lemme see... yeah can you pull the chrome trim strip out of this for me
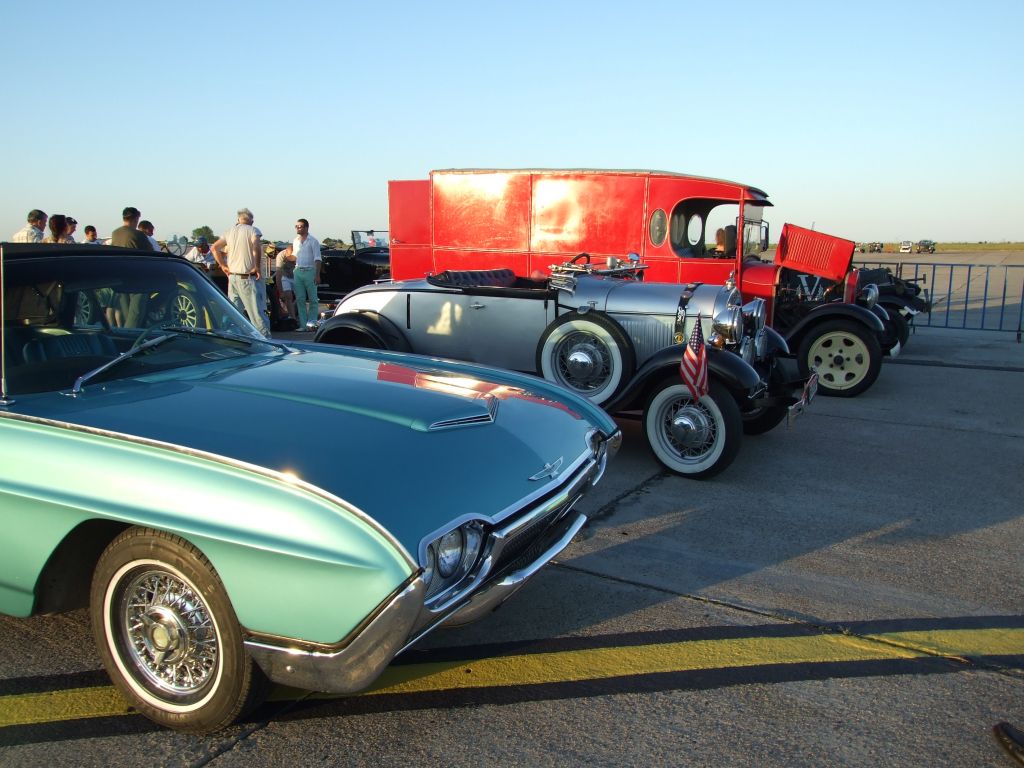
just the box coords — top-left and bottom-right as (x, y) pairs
(0, 410), (416, 570)
(244, 576), (426, 693)
(428, 394), (498, 429)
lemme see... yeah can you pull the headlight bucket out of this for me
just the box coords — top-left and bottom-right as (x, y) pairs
(422, 521), (486, 600)
(712, 305), (742, 343)
(858, 283), (879, 308)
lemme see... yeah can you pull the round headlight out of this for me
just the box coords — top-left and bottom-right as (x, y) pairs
(436, 529), (465, 578)
(422, 543), (436, 586)
(712, 305), (742, 342)
(858, 283), (879, 308)
(741, 299), (766, 333)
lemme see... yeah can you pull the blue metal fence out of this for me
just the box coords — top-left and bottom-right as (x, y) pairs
(856, 260), (1024, 342)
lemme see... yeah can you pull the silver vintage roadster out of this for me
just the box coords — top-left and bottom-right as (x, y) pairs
(315, 254), (814, 479)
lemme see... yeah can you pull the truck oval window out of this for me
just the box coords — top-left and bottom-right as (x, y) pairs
(686, 214), (703, 246)
(649, 209), (667, 246)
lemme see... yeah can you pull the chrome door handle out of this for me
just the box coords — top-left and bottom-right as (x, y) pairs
(470, 302), (486, 310)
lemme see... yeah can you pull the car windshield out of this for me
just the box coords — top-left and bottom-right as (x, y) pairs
(351, 230), (388, 249)
(2, 254), (276, 395)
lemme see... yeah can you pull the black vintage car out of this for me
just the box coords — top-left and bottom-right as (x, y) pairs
(318, 229), (391, 299)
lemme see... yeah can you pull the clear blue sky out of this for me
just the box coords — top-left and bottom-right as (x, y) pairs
(2, 0), (1021, 244)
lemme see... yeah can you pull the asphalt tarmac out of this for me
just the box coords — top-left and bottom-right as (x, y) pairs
(0, 326), (1021, 767)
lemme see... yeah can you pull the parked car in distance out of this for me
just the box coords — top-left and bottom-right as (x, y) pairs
(915, 240), (936, 254)
(899, 241), (914, 253)
(319, 229), (391, 299)
(316, 253), (815, 479)
(859, 242), (884, 253)
(0, 242), (620, 733)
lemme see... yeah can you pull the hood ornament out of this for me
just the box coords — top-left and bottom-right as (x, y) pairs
(529, 456), (564, 481)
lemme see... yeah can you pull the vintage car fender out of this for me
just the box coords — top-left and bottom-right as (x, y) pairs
(782, 301), (885, 346)
(315, 309), (412, 352)
(0, 412), (414, 646)
(763, 326), (790, 356)
(603, 345), (761, 414)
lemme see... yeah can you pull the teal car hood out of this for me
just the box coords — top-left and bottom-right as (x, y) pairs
(14, 345), (615, 552)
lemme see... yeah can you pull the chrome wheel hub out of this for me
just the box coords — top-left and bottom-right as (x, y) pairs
(120, 569), (218, 696)
(668, 403), (714, 450)
(557, 334), (610, 390)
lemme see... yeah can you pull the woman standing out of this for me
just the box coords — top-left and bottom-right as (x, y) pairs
(42, 214), (72, 243)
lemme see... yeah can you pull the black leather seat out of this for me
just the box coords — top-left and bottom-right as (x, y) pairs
(431, 269), (517, 288)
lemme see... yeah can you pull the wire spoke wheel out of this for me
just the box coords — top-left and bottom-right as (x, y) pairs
(553, 331), (613, 394)
(117, 567), (219, 698)
(91, 528), (267, 732)
(643, 378), (741, 478)
(537, 315), (635, 406)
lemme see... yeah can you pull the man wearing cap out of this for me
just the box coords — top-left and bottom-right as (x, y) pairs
(65, 216), (78, 243)
(184, 236), (215, 267)
(11, 210), (47, 242)
(110, 206), (154, 251)
(212, 208), (270, 338)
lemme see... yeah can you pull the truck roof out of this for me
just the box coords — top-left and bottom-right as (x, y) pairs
(430, 168), (771, 202)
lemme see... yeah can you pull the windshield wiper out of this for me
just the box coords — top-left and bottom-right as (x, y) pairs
(67, 325), (282, 395)
(69, 334), (176, 395)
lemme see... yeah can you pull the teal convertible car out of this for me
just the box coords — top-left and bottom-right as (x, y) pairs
(0, 244), (620, 732)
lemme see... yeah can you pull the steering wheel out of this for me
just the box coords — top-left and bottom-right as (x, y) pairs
(571, 253), (591, 264)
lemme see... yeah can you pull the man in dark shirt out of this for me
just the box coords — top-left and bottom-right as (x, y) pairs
(109, 206), (154, 251)
(108, 206), (153, 327)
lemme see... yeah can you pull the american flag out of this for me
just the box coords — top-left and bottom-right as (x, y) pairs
(680, 313), (708, 402)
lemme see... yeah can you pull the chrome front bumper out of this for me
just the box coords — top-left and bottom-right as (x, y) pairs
(244, 577), (426, 694)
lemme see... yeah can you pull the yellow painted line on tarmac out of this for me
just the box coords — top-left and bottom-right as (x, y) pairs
(0, 686), (132, 727)
(867, 628), (1024, 659)
(354, 632), (917, 697)
(1, 627), (1021, 728)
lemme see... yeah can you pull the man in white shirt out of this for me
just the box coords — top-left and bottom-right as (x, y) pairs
(184, 236), (215, 267)
(212, 208), (270, 338)
(292, 218), (321, 330)
(11, 209), (47, 242)
(82, 225), (102, 244)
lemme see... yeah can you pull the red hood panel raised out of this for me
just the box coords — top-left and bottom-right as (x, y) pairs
(774, 223), (854, 282)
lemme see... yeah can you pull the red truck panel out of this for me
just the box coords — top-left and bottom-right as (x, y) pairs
(389, 180), (432, 279)
(432, 171), (531, 251)
(774, 223), (854, 283)
(530, 173), (646, 256)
